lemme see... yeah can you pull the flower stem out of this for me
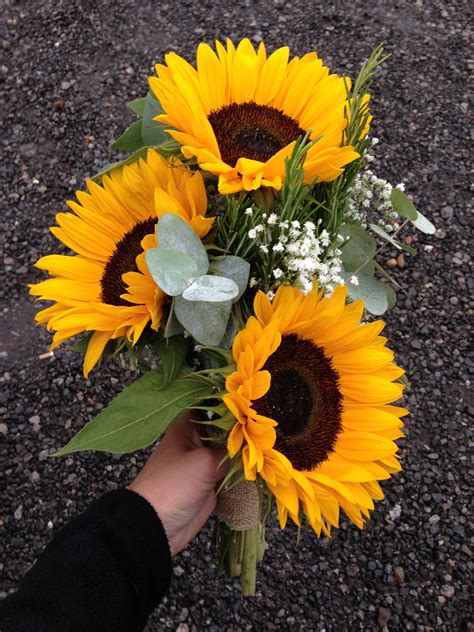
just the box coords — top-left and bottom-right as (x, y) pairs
(241, 528), (257, 596)
(227, 532), (241, 577)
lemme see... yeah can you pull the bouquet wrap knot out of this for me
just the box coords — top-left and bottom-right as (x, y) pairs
(216, 481), (259, 531)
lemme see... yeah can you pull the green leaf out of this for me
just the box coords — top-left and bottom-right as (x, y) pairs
(127, 97), (146, 117)
(142, 91), (170, 145)
(369, 223), (417, 255)
(145, 247), (198, 296)
(163, 300), (185, 338)
(182, 275), (239, 302)
(70, 333), (92, 354)
(411, 209), (436, 235)
(111, 119), (144, 152)
(54, 368), (210, 455)
(390, 188), (418, 221)
(386, 284), (397, 310)
(157, 214), (208, 276)
(347, 262), (392, 315)
(210, 255), (250, 301)
(91, 146), (150, 182)
(150, 336), (189, 389)
(340, 224), (377, 271)
(174, 296), (232, 346)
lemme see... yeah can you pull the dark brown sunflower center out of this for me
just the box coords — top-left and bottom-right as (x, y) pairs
(100, 217), (156, 306)
(208, 102), (305, 167)
(254, 334), (343, 471)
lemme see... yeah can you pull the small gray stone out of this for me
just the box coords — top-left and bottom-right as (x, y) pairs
(440, 584), (455, 598)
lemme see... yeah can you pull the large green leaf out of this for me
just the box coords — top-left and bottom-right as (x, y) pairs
(142, 91), (170, 145)
(340, 224), (377, 271)
(55, 368), (210, 455)
(127, 97), (147, 117)
(150, 336), (189, 389)
(111, 119), (144, 152)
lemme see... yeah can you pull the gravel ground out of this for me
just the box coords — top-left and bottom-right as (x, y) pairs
(1, 1), (472, 630)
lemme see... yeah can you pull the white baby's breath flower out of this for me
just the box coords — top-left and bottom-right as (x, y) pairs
(272, 243), (285, 253)
(350, 275), (359, 286)
(244, 207), (253, 215)
(248, 228), (257, 239)
(266, 290), (275, 301)
(249, 277), (258, 288)
(273, 268), (283, 279)
(267, 213), (278, 225)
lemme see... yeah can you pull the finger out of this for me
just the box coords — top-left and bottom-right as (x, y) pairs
(157, 414), (195, 452)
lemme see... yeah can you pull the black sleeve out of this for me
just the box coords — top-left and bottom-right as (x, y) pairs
(0, 489), (172, 632)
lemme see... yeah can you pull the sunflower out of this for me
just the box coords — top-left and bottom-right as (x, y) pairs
(30, 150), (212, 377)
(149, 38), (364, 194)
(223, 284), (407, 535)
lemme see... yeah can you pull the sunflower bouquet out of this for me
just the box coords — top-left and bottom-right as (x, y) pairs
(30, 40), (434, 595)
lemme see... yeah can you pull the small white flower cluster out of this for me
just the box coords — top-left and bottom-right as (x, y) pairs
(345, 139), (404, 233)
(246, 212), (347, 295)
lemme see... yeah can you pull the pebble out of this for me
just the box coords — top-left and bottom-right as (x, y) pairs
(178, 607), (189, 622)
(378, 606), (391, 628)
(440, 585), (455, 598)
(394, 566), (405, 585)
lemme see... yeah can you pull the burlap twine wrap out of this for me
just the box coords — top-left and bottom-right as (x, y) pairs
(216, 481), (259, 531)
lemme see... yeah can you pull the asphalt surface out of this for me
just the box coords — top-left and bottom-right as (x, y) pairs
(1, 1), (472, 630)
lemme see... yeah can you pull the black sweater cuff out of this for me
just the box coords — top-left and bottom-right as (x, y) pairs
(83, 489), (172, 623)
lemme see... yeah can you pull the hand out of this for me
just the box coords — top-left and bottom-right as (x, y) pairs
(129, 414), (227, 555)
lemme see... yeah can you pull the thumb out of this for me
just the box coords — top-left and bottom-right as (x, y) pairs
(187, 444), (230, 485)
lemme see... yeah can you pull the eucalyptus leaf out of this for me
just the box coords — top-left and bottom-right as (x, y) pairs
(210, 255), (250, 301)
(370, 224), (416, 255)
(111, 119), (144, 152)
(150, 335), (189, 389)
(145, 247), (198, 296)
(340, 224), (377, 271)
(157, 214), (208, 276)
(411, 210), (436, 235)
(142, 91), (170, 145)
(174, 296), (232, 346)
(182, 275), (239, 302)
(390, 188), (418, 221)
(386, 284), (397, 310)
(54, 368), (210, 455)
(127, 97), (147, 117)
(347, 263), (392, 315)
